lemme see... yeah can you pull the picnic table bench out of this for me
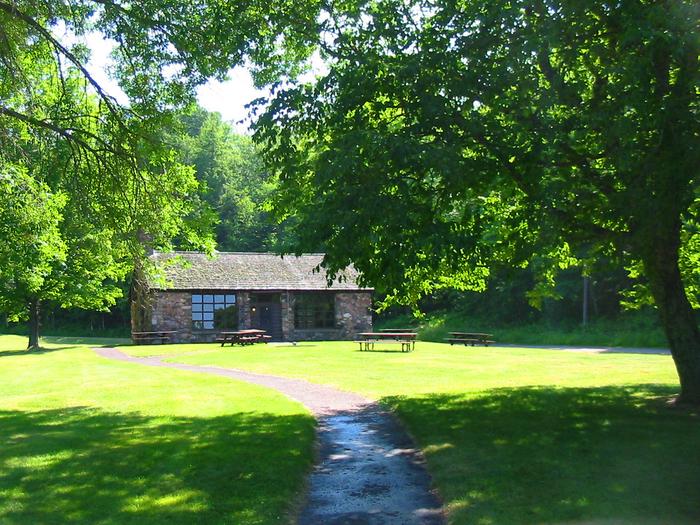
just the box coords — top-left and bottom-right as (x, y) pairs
(217, 329), (271, 346)
(131, 330), (178, 345)
(357, 332), (417, 352)
(446, 332), (494, 346)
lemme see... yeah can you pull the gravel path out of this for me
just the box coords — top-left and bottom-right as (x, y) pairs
(94, 348), (445, 525)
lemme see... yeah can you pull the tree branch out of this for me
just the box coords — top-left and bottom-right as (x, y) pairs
(0, 105), (96, 153)
(0, 1), (131, 126)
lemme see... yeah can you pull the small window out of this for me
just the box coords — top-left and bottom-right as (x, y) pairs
(294, 293), (335, 329)
(192, 292), (237, 330)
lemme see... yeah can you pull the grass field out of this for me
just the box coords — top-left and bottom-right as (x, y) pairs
(0, 335), (315, 525)
(122, 341), (700, 524)
(375, 310), (669, 348)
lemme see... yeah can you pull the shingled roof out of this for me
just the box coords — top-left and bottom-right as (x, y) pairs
(149, 252), (370, 291)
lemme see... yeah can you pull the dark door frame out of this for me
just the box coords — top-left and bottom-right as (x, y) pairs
(249, 292), (283, 340)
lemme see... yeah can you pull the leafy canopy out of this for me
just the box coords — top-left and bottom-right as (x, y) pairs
(254, 0), (699, 305)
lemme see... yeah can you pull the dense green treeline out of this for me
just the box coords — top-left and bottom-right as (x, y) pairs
(4, 104), (683, 345)
(171, 107), (288, 252)
(377, 263), (675, 347)
(0, 0), (318, 347)
(2, 106), (284, 337)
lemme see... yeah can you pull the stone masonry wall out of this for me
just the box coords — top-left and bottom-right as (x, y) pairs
(286, 291), (372, 341)
(336, 292), (373, 338)
(140, 289), (372, 343)
(280, 291), (292, 340)
(238, 292), (251, 330)
(150, 291), (192, 343)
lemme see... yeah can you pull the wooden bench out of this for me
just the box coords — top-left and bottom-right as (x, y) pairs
(217, 330), (271, 346)
(131, 331), (177, 345)
(446, 332), (494, 346)
(357, 332), (417, 352)
(357, 339), (415, 352)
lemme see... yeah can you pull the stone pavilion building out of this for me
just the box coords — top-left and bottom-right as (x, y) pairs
(131, 252), (373, 342)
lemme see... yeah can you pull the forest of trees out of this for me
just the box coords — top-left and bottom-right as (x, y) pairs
(19, 103), (659, 336)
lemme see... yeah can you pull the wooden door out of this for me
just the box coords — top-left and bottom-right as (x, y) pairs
(250, 293), (282, 340)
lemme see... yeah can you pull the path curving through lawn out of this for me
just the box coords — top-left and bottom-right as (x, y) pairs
(94, 348), (444, 525)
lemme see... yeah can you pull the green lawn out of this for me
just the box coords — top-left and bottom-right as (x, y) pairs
(0, 335), (315, 525)
(123, 341), (700, 524)
(375, 309), (669, 348)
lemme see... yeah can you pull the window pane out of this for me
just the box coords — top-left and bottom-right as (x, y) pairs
(215, 295), (225, 303)
(294, 293), (335, 329)
(203, 321), (214, 329)
(203, 312), (214, 321)
(203, 294), (213, 303)
(192, 294), (202, 303)
(225, 294), (236, 303)
(214, 303), (225, 310)
(214, 304), (238, 330)
(192, 303), (202, 312)
(193, 320), (203, 329)
(203, 303), (214, 312)
(192, 312), (203, 321)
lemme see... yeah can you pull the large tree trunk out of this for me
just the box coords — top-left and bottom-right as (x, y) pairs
(642, 234), (700, 405)
(27, 298), (41, 350)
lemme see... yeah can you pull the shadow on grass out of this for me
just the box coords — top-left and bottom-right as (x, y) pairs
(383, 385), (700, 525)
(0, 336), (132, 358)
(0, 407), (315, 524)
(0, 346), (70, 358)
(42, 336), (132, 346)
(354, 349), (411, 353)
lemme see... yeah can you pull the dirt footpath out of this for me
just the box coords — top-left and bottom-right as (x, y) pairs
(94, 347), (445, 525)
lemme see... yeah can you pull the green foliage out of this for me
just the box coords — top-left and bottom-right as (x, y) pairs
(253, 0), (700, 397)
(0, 4), (252, 339)
(679, 198), (700, 309)
(377, 308), (669, 349)
(0, 64), (214, 337)
(171, 106), (291, 251)
(0, 168), (66, 321)
(254, 0), (699, 305)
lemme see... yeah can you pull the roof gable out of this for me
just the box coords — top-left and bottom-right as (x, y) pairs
(149, 252), (370, 291)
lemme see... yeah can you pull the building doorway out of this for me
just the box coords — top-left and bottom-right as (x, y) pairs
(250, 293), (283, 340)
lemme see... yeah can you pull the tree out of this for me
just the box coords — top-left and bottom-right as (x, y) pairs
(254, 0), (700, 402)
(0, 63), (211, 348)
(0, 24), (217, 347)
(0, 0), (320, 146)
(0, 0), (322, 346)
(172, 108), (284, 251)
(0, 168), (66, 348)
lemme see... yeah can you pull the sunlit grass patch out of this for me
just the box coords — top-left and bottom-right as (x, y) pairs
(385, 387), (700, 524)
(148, 340), (698, 524)
(0, 336), (314, 524)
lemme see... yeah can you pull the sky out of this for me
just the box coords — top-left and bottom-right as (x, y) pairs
(84, 33), (269, 134)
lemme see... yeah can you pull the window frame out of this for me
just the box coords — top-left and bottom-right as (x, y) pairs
(294, 292), (336, 330)
(191, 292), (237, 331)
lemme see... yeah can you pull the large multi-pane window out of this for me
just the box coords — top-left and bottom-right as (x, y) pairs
(192, 293), (237, 330)
(294, 293), (335, 329)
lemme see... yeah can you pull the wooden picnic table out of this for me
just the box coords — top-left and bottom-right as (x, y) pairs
(446, 331), (494, 346)
(217, 329), (271, 346)
(357, 332), (417, 352)
(131, 330), (178, 345)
